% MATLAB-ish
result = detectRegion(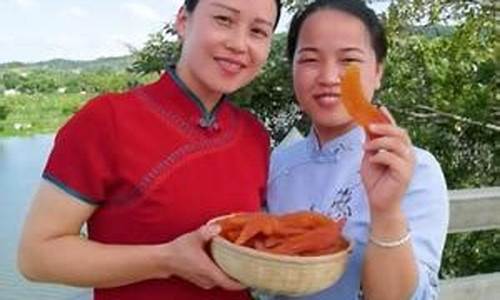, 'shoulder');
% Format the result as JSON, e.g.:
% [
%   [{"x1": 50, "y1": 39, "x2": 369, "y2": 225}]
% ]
[
  {"x1": 59, "y1": 93, "x2": 115, "y2": 134},
  {"x1": 269, "y1": 139, "x2": 310, "y2": 182},
  {"x1": 404, "y1": 146, "x2": 449, "y2": 217},
  {"x1": 229, "y1": 103, "x2": 270, "y2": 142},
  {"x1": 412, "y1": 146, "x2": 447, "y2": 191}
]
